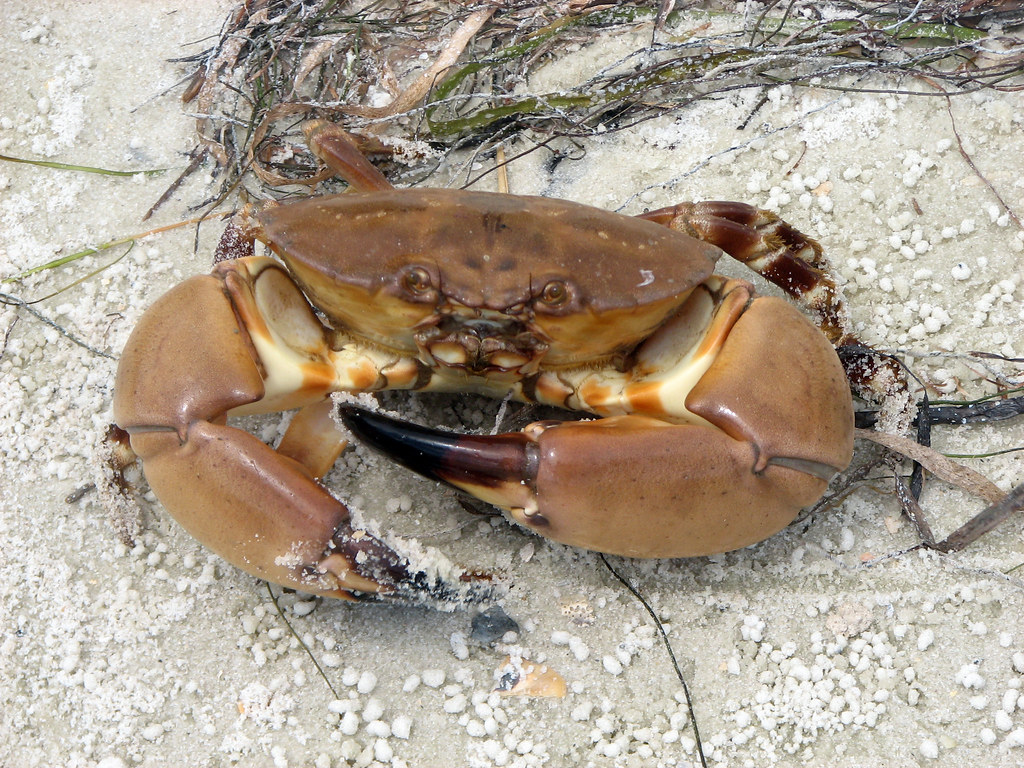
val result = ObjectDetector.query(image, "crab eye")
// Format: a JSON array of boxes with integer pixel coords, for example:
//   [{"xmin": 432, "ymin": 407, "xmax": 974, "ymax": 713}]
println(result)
[
  {"xmin": 539, "ymin": 280, "xmax": 569, "ymax": 307},
  {"xmin": 402, "ymin": 266, "xmax": 432, "ymax": 295}
]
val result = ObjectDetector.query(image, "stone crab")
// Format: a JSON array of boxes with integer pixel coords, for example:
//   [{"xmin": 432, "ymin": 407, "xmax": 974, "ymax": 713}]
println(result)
[{"xmin": 110, "ymin": 121, "xmax": 855, "ymax": 604}]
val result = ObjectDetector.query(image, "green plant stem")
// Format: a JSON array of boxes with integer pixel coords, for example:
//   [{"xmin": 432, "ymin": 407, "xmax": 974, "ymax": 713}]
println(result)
[{"xmin": 0, "ymin": 153, "xmax": 166, "ymax": 176}]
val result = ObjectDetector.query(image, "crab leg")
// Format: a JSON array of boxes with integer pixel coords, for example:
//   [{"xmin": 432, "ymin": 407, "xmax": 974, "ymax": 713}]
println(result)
[
  {"xmin": 304, "ymin": 120, "xmax": 394, "ymax": 193},
  {"xmin": 637, "ymin": 201, "xmax": 908, "ymax": 410},
  {"xmin": 637, "ymin": 202, "xmax": 846, "ymax": 342},
  {"xmin": 113, "ymin": 258, "xmax": 489, "ymax": 602},
  {"xmin": 338, "ymin": 286, "xmax": 854, "ymax": 558}
]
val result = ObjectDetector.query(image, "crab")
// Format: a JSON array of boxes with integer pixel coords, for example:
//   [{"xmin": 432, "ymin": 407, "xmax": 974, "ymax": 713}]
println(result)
[{"xmin": 110, "ymin": 121, "xmax": 858, "ymax": 604}]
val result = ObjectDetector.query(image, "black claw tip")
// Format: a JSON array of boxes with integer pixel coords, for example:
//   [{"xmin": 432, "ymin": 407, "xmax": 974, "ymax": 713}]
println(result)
[
  {"xmin": 337, "ymin": 404, "xmax": 534, "ymax": 492},
  {"xmin": 338, "ymin": 404, "xmax": 462, "ymax": 482}
]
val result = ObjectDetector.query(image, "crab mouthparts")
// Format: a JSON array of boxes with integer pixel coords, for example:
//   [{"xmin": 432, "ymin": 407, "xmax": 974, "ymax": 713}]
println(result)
[{"xmin": 416, "ymin": 312, "xmax": 548, "ymax": 374}]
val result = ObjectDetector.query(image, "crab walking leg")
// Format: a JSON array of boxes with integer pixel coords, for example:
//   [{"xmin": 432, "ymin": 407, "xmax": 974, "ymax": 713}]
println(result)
[
  {"xmin": 112, "ymin": 260, "xmax": 489, "ymax": 601},
  {"xmin": 637, "ymin": 202, "xmax": 845, "ymax": 342},
  {"xmin": 304, "ymin": 120, "xmax": 394, "ymax": 193},
  {"xmin": 339, "ymin": 289, "xmax": 855, "ymax": 558},
  {"xmin": 638, "ymin": 201, "xmax": 908, "ymax": 407}
]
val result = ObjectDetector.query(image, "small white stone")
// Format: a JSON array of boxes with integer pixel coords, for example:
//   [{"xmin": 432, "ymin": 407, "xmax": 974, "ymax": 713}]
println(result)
[
  {"xmin": 571, "ymin": 701, "xmax": 594, "ymax": 721},
  {"xmin": 402, "ymin": 674, "xmax": 420, "ymax": 692},
  {"xmin": 444, "ymin": 693, "xmax": 468, "ymax": 714},
  {"xmin": 339, "ymin": 739, "xmax": 361, "ymax": 760},
  {"xmin": 365, "ymin": 719, "xmax": 390, "ymax": 738},
  {"xmin": 339, "ymin": 711, "xmax": 359, "ymax": 735},
  {"xmin": 569, "ymin": 637, "xmax": 590, "ymax": 661},
  {"xmin": 670, "ymin": 710, "xmax": 690, "ymax": 730},
  {"xmin": 1003, "ymin": 689, "xmax": 1019, "ymax": 714},
  {"xmin": 328, "ymin": 699, "xmax": 352, "ymax": 715},
  {"xmin": 373, "ymin": 738, "xmax": 393, "ymax": 763},
  {"xmin": 995, "ymin": 709, "xmax": 1014, "ymax": 732},
  {"xmin": 1005, "ymin": 728, "xmax": 1024, "ymax": 748},
  {"xmin": 602, "ymin": 655, "xmax": 624, "ymax": 676},
  {"xmin": 920, "ymin": 738, "xmax": 939, "ymax": 759},
  {"xmin": 602, "ymin": 739, "xmax": 623, "ymax": 757},
  {"xmin": 980, "ymin": 727, "xmax": 997, "ymax": 745},
  {"xmin": 392, "ymin": 714, "xmax": 412, "ymax": 739},
  {"xmin": 839, "ymin": 527, "xmax": 855, "ymax": 552},
  {"xmin": 450, "ymin": 632, "xmax": 469, "ymax": 660},
  {"xmin": 362, "ymin": 698, "xmax": 384, "ymax": 722},
  {"xmin": 917, "ymin": 629, "xmax": 934, "ymax": 651},
  {"xmin": 951, "ymin": 263, "xmax": 971, "ymax": 280},
  {"xmin": 357, "ymin": 671, "xmax": 377, "ymax": 694},
  {"xmin": 422, "ymin": 669, "xmax": 446, "ymax": 688},
  {"xmin": 956, "ymin": 663, "xmax": 985, "ymax": 691}
]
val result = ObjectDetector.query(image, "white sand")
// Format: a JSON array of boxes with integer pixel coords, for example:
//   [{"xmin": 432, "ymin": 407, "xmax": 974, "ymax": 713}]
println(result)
[{"xmin": 2, "ymin": 3, "xmax": 1023, "ymax": 767}]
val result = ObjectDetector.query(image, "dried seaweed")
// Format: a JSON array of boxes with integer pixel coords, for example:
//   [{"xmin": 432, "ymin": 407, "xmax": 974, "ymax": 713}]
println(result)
[{"xmin": 172, "ymin": 0, "xmax": 1024, "ymax": 201}]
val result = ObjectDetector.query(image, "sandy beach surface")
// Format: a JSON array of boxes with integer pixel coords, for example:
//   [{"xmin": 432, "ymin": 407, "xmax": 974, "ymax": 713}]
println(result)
[{"xmin": 2, "ymin": 2, "xmax": 1023, "ymax": 767}]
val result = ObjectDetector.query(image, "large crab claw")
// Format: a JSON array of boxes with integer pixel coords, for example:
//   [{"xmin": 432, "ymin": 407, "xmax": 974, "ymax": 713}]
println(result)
[
  {"xmin": 338, "ymin": 291, "xmax": 854, "ymax": 558},
  {"xmin": 113, "ymin": 260, "xmax": 492, "ymax": 604}
]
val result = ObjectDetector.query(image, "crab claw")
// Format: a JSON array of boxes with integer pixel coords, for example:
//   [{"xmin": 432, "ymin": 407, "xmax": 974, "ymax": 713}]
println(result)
[
  {"xmin": 339, "ymin": 384, "xmax": 850, "ymax": 560},
  {"xmin": 112, "ymin": 259, "xmax": 496, "ymax": 606},
  {"xmin": 338, "ymin": 404, "xmax": 538, "ymax": 515}
]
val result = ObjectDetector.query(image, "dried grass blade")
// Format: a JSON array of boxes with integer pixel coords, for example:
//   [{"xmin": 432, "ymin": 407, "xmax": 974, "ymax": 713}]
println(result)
[{"xmin": 855, "ymin": 427, "xmax": 1005, "ymax": 505}]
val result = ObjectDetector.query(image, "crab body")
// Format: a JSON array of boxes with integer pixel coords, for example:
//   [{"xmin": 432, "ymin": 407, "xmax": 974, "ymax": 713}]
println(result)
[{"xmin": 111, "ymin": 122, "xmax": 854, "ymax": 603}]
